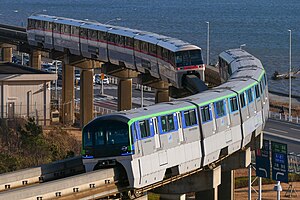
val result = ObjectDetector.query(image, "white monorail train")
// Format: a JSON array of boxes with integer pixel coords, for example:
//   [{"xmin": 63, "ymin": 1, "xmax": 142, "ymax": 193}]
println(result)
[
  {"xmin": 27, "ymin": 15, "xmax": 204, "ymax": 88},
  {"xmin": 81, "ymin": 49, "xmax": 269, "ymax": 190}
]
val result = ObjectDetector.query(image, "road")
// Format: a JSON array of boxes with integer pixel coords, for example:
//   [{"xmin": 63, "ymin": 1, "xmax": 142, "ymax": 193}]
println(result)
[{"xmin": 264, "ymin": 118, "xmax": 300, "ymax": 154}]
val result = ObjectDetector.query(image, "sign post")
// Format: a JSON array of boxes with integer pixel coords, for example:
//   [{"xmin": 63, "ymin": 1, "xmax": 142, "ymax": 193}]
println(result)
[
  {"xmin": 271, "ymin": 141, "xmax": 289, "ymax": 200},
  {"xmin": 256, "ymin": 139, "xmax": 271, "ymax": 200}
]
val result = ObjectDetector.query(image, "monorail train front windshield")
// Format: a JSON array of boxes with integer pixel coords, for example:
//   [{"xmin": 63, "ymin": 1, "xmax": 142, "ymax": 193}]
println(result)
[
  {"xmin": 175, "ymin": 49, "xmax": 204, "ymax": 68},
  {"xmin": 82, "ymin": 120, "xmax": 132, "ymax": 158}
]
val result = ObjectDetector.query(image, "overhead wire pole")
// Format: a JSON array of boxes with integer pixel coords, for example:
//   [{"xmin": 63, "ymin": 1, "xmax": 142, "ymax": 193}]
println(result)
[{"xmin": 288, "ymin": 29, "xmax": 292, "ymax": 121}]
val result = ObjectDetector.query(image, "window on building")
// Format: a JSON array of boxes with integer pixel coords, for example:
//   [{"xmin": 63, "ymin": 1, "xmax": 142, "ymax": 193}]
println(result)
[
  {"xmin": 229, "ymin": 96, "xmax": 239, "ymax": 112},
  {"xmin": 139, "ymin": 120, "xmax": 150, "ymax": 139},
  {"xmin": 240, "ymin": 92, "xmax": 246, "ymax": 108},
  {"xmin": 215, "ymin": 100, "xmax": 226, "ymax": 118}
]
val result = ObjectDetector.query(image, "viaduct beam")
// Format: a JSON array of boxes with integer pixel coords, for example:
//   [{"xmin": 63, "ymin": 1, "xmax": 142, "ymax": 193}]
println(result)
[
  {"xmin": 138, "ymin": 73, "xmax": 170, "ymax": 103},
  {"xmin": 154, "ymin": 166, "xmax": 221, "ymax": 200},
  {"xmin": 102, "ymin": 64, "xmax": 139, "ymax": 111}
]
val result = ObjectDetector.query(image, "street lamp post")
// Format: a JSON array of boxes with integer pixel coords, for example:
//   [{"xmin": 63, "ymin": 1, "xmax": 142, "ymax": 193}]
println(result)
[
  {"xmin": 206, "ymin": 21, "xmax": 210, "ymax": 66},
  {"xmin": 288, "ymin": 29, "xmax": 292, "ymax": 121}
]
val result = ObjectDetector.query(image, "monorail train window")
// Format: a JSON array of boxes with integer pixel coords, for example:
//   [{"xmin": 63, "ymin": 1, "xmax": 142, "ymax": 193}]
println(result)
[
  {"xmin": 134, "ymin": 40, "xmax": 140, "ymax": 51},
  {"xmin": 98, "ymin": 31, "xmax": 106, "ymax": 41},
  {"xmin": 71, "ymin": 26, "xmax": 79, "ymax": 36},
  {"xmin": 43, "ymin": 21, "xmax": 49, "ymax": 30},
  {"xmin": 88, "ymin": 29, "xmax": 97, "ymax": 40},
  {"xmin": 115, "ymin": 35, "xmax": 124, "ymax": 46},
  {"xmin": 240, "ymin": 92, "xmax": 246, "ymax": 108},
  {"xmin": 83, "ymin": 131, "xmax": 93, "ymax": 147},
  {"xmin": 255, "ymin": 85, "xmax": 260, "ymax": 99},
  {"xmin": 175, "ymin": 51, "xmax": 189, "ymax": 67},
  {"xmin": 95, "ymin": 131, "xmax": 104, "ymax": 145},
  {"xmin": 125, "ymin": 37, "xmax": 133, "ymax": 48},
  {"xmin": 63, "ymin": 24, "xmax": 71, "ymax": 34},
  {"xmin": 169, "ymin": 52, "xmax": 175, "ymax": 65},
  {"xmin": 263, "ymin": 74, "xmax": 267, "ymax": 85},
  {"xmin": 139, "ymin": 120, "xmax": 150, "ymax": 138},
  {"xmin": 80, "ymin": 28, "xmax": 88, "ymax": 38},
  {"xmin": 247, "ymin": 88, "xmax": 253, "ymax": 103},
  {"xmin": 162, "ymin": 48, "xmax": 169, "ymax": 61},
  {"xmin": 190, "ymin": 50, "xmax": 203, "ymax": 65},
  {"xmin": 35, "ymin": 20, "xmax": 42, "ymax": 29},
  {"xmin": 141, "ymin": 41, "xmax": 148, "ymax": 53},
  {"xmin": 28, "ymin": 19, "xmax": 35, "ymax": 29},
  {"xmin": 200, "ymin": 105, "xmax": 211, "ymax": 123},
  {"xmin": 157, "ymin": 46, "xmax": 163, "ymax": 58},
  {"xmin": 53, "ymin": 23, "xmax": 59, "ymax": 33},
  {"xmin": 229, "ymin": 96, "xmax": 239, "ymax": 112},
  {"xmin": 215, "ymin": 100, "xmax": 226, "ymax": 118},
  {"xmin": 149, "ymin": 43, "xmax": 156, "ymax": 55},
  {"xmin": 185, "ymin": 109, "xmax": 198, "ymax": 126},
  {"xmin": 160, "ymin": 114, "xmax": 175, "ymax": 133}
]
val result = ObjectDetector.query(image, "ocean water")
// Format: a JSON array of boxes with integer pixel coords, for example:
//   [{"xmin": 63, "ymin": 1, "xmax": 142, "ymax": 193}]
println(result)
[{"xmin": 0, "ymin": 0, "xmax": 300, "ymax": 94}]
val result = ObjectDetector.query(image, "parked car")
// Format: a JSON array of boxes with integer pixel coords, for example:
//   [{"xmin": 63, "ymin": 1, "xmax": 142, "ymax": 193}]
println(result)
[{"xmin": 94, "ymin": 74, "xmax": 109, "ymax": 85}]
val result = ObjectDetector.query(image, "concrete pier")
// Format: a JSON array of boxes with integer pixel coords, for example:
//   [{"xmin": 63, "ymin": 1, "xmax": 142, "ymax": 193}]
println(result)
[
  {"xmin": 62, "ymin": 57, "xmax": 74, "ymax": 125},
  {"xmin": 80, "ymin": 69, "xmax": 94, "ymax": 127},
  {"xmin": 30, "ymin": 50, "xmax": 41, "ymax": 69},
  {"xmin": 1, "ymin": 46, "xmax": 12, "ymax": 62},
  {"xmin": 118, "ymin": 78, "xmax": 132, "ymax": 111}
]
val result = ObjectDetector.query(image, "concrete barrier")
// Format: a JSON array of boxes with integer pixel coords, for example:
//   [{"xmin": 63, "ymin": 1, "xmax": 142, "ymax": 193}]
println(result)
[
  {"xmin": 0, "ymin": 168, "xmax": 115, "ymax": 200},
  {"xmin": 0, "ymin": 156, "xmax": 84, "ymax": 191}
]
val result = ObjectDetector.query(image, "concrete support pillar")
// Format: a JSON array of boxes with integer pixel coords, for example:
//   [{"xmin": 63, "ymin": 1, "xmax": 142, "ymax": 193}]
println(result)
[
  {"xmin": 218, "ymin": 170, "xmax": 235, "ymax": 200},
  {"xmin": 160, "ymin": 194, "xmax": 186, "ymax": 200},
  {"xmin": 62, "ymin": 60, "xmax": 74, "ymax": 125},
  {"xmin": 155, "ymin": 88, "xmax": 169, "ymax": 103},
  {"xmin": 1, "ymin": 47, "xmax": 12, "ymax": 62},
  {"xmin": 136, "ymin": 194, "xmax": 148, "ymax": 200},
  {"xmin": 30, "ymin": 50, "xmax": 41, "ymax": 69},
  {"xmin": 195, "ymin": 188, "xmax": 218, "ymax": 200},
  {"xmin": 80, "ymin": 69, "xmax": 94, "ymax": 127},
  {"xmin": 118, "ymin": 78, "xmax": 132, "ymax": 111}
]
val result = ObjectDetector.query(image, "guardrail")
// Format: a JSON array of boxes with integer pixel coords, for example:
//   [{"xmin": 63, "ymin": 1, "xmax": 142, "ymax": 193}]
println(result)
[{"xmin": 268, "ymin": 111, "xmax": 300, "ymax": 124}]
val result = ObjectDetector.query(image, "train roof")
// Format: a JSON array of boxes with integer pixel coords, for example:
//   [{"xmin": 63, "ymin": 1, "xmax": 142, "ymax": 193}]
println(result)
[{"xmin": 30, "ymin": 14, "xmax": 201, "ymax": 52}]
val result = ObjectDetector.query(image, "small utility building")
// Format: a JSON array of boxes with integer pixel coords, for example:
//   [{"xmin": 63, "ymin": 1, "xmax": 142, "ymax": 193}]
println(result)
[{"xmin": 0, "ymin": 62, "xmax": 57, "ymax": 125}]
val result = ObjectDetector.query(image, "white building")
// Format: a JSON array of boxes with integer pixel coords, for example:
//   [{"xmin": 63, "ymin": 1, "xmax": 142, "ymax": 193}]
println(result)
[{"xmin": 0, "ymin": 62, "xmax": 57, "ymax": 125}]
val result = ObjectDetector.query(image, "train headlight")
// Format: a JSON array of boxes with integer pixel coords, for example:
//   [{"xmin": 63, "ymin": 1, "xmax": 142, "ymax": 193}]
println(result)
[{"xmin": 121, "ymin": 146, "xmax": 128, "ymax": 152}]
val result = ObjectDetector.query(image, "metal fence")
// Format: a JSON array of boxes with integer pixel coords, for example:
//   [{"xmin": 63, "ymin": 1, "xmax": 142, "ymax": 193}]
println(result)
[
  {"xmin": 268, "ymin": 111, "xmax": 300, "ymax": 124},
  {"xmin": 288, "ymin": 153, "xmax": 300, "ymax": 175}
]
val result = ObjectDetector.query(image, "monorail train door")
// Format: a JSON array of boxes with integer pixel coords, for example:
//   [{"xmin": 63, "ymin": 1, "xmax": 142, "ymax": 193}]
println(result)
[
  {"xmin": 176, "ymin": 112, "xmax": 184, "ymax": 143},
  {"xmin": 152, "ymin": 117, "xmax": 161, "ymax": 149}
]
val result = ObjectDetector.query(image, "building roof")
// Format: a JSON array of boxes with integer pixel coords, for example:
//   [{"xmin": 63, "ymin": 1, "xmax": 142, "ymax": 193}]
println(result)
[{"xmin": 0, "ymin": 62, "xmax": 57, "ymax": 81}]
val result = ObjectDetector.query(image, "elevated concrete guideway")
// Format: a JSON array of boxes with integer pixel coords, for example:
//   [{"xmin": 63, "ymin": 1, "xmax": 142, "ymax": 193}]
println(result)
[{"xmin": 0, "ymin": 22, "xmax": 204, "ymax": 127}]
